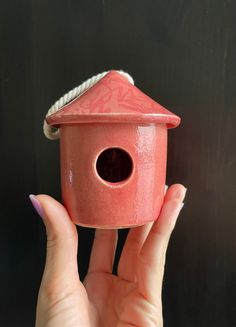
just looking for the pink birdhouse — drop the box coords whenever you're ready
[44,70,180,228]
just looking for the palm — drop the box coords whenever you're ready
[35,184,186,327]
[81,224,162,327]
[84,271,145,327]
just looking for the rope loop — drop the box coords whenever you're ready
[44,70,134,140]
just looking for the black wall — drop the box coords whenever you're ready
[0,1,235,326]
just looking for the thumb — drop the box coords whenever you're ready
[29,194,79,280]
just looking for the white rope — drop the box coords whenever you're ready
[44,70,134,140]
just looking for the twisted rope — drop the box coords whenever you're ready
[44,70,134,140]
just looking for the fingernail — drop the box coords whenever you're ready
[29,194,46,219]
[164,185,168,194]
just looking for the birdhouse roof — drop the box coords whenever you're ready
[46,71,180,129]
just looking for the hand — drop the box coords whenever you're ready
[30,183,186,327]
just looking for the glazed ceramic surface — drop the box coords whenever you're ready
[60,123,167,228]
[46,70,180,228]
[47,71,180,128]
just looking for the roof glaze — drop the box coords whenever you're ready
[46,71,180,129]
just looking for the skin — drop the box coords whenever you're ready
[34,183,186,327]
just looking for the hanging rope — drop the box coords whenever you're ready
[43,70,134,140]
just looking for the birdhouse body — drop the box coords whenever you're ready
[60,123,167,228]
[46,70,180,228]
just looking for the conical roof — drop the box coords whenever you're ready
[46,70,180,129]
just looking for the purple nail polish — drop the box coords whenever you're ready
[29,194,46,219]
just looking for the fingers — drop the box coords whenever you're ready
[30,194,79,280]
[117,222,153,282]
[137,184,187,305]
[117,185,168,282]
[87,228,118,274]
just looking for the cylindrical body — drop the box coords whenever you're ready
[60,122,167,228]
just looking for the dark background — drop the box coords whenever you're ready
[0,0,236,326]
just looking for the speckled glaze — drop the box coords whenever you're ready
[46,71,180,228]
[60,123,167,228]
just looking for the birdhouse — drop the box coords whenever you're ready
[44,70,180,229]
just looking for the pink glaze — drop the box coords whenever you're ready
[46,71,180,228]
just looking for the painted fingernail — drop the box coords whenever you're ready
[29,194,46,219]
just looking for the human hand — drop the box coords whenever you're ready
[30,183,186,327]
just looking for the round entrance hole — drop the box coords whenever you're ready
[96,147,133,183]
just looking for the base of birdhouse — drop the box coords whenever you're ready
[77,221,154,229]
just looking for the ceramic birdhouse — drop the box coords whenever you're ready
[44,70,180,229]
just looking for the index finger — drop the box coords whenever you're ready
[137,184,187,305]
